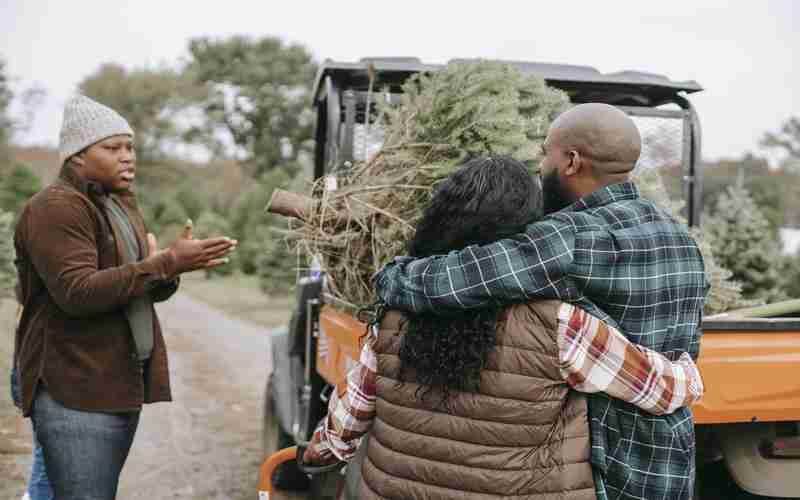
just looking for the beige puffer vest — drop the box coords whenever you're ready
[359,299,596,500]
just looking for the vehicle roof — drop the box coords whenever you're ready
[312,57,703,107]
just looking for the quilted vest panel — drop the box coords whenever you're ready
[359,300,595,500]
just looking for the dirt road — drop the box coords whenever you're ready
[2,288,303,500]
[115,292,286,500]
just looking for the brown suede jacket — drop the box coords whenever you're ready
[13,165,180,416]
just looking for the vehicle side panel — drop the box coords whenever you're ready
[317,306,364,388]
[694,329,800,424]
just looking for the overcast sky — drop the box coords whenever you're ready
[1,0,797,162]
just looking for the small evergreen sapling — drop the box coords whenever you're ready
[703,184,786,303]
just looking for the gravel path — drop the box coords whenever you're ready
[2,292,301,500]
[117,292,286,500]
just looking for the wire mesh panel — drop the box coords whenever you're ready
[633,116,685,171]
[625,108,690,205]
[338,104,692,209]
[352,123,385,162]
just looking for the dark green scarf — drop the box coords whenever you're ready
[105,197,153,361]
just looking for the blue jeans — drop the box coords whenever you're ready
[31,387,140,500]
[10,367,54,500]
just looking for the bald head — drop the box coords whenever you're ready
[538,103,642,211]
[548,103,641,176]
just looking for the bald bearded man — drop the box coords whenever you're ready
[540,103,642,213]
[376,103,709,500]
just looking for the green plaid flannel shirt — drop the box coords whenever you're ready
[375,182,709,500]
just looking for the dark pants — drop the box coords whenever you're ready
[31,388,140,500]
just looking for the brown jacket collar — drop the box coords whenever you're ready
[58,162,105,198]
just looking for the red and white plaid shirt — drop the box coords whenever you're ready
[305,303,704,464]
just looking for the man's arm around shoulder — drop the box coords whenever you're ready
[375,219,578,314]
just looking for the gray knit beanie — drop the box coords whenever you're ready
[58,95,134,164]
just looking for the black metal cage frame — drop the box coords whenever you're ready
[310,57,704,225]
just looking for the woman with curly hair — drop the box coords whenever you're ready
[304,156,703,500]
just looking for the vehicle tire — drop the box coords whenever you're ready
[262,374,310,492]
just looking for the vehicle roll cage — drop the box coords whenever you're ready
[311,57,704,226]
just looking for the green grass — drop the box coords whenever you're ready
[178,272,293,329]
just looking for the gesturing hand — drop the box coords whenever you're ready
[147,217,192,257]
[168,235,238,274]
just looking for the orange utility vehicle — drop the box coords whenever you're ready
[259,58,800,500]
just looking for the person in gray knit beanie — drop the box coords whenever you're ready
[13,95,237,500]
[59,95,135,165]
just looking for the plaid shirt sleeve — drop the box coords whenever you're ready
[304,331,378,465]
[375,219,576,313]
[557,304,704,415]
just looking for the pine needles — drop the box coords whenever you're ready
[283,60,742,314]
[286,61,570,307]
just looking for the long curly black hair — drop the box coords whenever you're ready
[398,156,543,407]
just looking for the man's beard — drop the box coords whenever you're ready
[541,169,572,214]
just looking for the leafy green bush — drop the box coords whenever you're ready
[185,36,316,178]
[236,225,269,275]
[778,253,800,299]
[0,209,15,298]
[257,230,296,296]
[194,210,233,277]
[149,197,189,239]
[229,169,294,275]
[0,162,41,300]
[175,184,208,220]
[0,162,41,214]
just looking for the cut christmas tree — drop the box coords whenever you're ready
[267,60,744,315]
[271,61,569,308]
